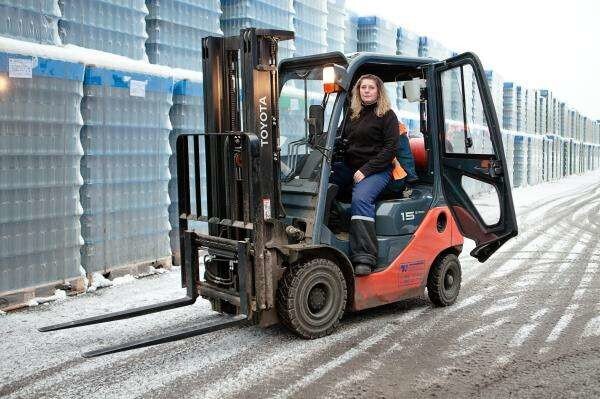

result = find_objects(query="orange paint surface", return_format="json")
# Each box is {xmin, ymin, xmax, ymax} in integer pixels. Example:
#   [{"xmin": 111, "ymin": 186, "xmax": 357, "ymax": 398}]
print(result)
[{"xmin": 352, "ymin": 207, "xmax": 464, "ymax": 311}]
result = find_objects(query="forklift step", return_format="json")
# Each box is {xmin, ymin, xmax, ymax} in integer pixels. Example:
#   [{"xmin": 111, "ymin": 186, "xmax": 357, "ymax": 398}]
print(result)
[{"xmin": 82, "ymin": 314, "xmax": 248, "ymax": 358}]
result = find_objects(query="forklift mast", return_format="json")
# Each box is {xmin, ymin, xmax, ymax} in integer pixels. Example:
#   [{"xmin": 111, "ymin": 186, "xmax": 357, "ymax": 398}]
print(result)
[{"xmin": 177, "ymin": 28, "xmax": 294, "ymax": 320}]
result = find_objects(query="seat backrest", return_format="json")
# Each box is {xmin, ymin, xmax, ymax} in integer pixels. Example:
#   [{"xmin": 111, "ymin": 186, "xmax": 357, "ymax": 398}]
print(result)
[{"xmin": 409, "ymin": 137, "xmax": 427, "ymax": 170}]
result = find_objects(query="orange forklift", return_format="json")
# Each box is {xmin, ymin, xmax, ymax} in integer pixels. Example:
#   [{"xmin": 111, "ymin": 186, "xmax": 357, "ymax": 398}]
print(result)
[{"xmin": 41, "ymin": 29, "xmax": 518, "ymax": 357}]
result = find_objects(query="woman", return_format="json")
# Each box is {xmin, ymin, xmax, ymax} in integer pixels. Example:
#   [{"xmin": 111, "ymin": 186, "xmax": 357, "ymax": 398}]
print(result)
[{"xmin": 331, "ymin": 74, "xmax": 398, "ymax": 275}]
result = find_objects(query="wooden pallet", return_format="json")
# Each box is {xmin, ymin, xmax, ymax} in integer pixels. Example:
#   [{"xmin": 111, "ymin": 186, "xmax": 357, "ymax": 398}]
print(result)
[
  {"xmin": 0, "ymin": 257, "xmax": 172, "ymax": 313},
  {"xmin": 0, "ymin": 276, "xmax": 87, "ymax": 312},
  {"xmin": 98, "ymin": 256, "xmax": 172, "ymax": 280}
]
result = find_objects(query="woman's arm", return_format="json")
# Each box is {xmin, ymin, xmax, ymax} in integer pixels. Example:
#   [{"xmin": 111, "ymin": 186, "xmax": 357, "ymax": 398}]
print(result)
[{"xmin": 358, "ymin": 111, "xmax": 399, "ymax": 177}]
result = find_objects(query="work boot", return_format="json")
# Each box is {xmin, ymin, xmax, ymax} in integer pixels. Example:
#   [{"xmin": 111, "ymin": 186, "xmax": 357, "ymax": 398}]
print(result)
[
  {"xmin": 349, "ymin": 218, "xmax": 378, "ymax": 269},
  {"xmin": 354, "ymin": 263, "xmax": 371, "ymax": 276}
]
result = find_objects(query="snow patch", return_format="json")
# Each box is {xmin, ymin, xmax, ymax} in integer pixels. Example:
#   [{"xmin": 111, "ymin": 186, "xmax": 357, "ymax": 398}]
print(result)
[
  {"xmin": 112, "ymin": 274, "xmax": 136, "ymax": 286},
  {"xmin": 0, "ymin": 310, "xmax": 6, "ymax": 316},
  {"xmin": 26, "ymin": 289, "xmax": 68, "ymax": 307},
  {"xmin": 482, "ymin": 296, "xmax": 519, "ymax": 316},
  {"xmin": 546, "ymin": 313, "xmax": 575, "ymax": 342},
  {"xmin": 583, "ymin": 316, "xmax": 600, "ymax": 337},
  {"xmin": 458, "ymin": 317, "xmax": 510, "ymax": 341},
  {"xmin": 87, "ymin": 272, "xmax": 113, "ymax": 292},
  {"xmin": 509, "ymin": 323, "xmax": 538, "ymax": 347},
  {"xmin": 0, "ymin": 37, "xmax": 202, "ymax": 81},
  {"xmin": 531, "ymin": 308, "xmax": 548, "ymax": 320},
  {"xmin": 453, "ymin": 294, "xmax": 484, "ymax": 311}
]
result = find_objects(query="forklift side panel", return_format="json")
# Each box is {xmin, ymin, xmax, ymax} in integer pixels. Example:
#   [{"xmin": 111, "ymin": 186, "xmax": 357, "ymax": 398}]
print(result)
[{"xmin": 353, "ymin": 207, "xmax": 463, "ymax": 311}]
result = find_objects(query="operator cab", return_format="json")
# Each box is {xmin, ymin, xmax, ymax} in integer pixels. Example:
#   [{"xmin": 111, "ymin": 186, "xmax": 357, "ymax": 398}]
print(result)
[{"xmin": 278, "ymin": 51, "xmax": 517, "ymax": 265}]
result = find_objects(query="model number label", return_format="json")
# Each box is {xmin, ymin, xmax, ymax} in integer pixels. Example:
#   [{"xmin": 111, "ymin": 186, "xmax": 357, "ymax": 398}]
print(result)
[{"xmin": 400, "ymin": 210, "xmax": 425, "ymax": 221}]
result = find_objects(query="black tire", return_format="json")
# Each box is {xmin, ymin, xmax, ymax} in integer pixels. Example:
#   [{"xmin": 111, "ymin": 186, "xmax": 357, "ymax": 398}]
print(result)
[
  {"xmin": 277, "ymin": 258, "xmax": 347, "ymax": 339},
  {"xmin": 427, "ymin": 253, "xmax": 461, "ymax": 307}
]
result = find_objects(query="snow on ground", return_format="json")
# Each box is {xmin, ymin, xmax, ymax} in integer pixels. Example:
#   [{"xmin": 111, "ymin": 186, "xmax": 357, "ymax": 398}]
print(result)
[{"xmin": 0, "ymin": 169, "xmax": 599, "ymax": 397}]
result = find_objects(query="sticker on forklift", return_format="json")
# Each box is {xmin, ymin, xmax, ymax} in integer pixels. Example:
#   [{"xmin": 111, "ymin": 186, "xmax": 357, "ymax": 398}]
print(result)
[
  {"xmin": 398, "ymin": 260, "xmax": 426, "ymax": 288},
  {"xmin": 8, "ymin": 58, "xmax": 33, "ymax": 79},
  {"xmin": 263, "ymin": 197, "xmax": 271, "ymax": 220},
  {"xmin": 130, "ymin": 80, "xmax": 147, "ymax": 97}
]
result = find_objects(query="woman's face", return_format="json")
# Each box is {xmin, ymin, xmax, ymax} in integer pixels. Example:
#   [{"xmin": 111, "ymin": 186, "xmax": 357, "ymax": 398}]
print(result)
[{"xmin": 359, "ymin": 78, "xmax": 378, "ymax": 104}]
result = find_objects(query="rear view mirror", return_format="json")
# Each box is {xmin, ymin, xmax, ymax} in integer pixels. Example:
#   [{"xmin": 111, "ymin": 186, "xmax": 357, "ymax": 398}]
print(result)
[
  {"xmin": 307, "ymin": 104, "xmax": 324, "ymax": 143},
  {"xmin": 404, "ymin": 78, "xmax": 426, "ymax": 102}
]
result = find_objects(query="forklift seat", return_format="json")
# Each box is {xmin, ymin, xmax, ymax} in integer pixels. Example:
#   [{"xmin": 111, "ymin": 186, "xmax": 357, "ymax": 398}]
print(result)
[{"xmin": 409, "ymin": 136, "xmax": 427, "ymax": 170}]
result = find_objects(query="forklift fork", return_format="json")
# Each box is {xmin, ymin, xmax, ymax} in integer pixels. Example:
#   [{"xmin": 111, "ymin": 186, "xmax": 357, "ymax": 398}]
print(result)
[{"xmin": 39, "ymin": 231, "xmax": 250, "ymax": 358}]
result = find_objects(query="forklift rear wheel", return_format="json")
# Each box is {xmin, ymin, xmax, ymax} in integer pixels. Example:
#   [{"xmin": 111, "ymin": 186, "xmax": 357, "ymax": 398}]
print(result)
[
  {"xmin": 427, "ymin": 253, "xmax": 461, "ymax": 306},
  {"xmin": 277, "ymin": 258, "xmax": 347, "ymax": 339}
]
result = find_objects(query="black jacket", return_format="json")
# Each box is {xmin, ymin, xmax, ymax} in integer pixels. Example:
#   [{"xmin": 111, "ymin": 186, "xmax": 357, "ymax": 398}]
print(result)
[{"xmin": 343, "ymin": 103, "xmax": 398, "ymax": 176}]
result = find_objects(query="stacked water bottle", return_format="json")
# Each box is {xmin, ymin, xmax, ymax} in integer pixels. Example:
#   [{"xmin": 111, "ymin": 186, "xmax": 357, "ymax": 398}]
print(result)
[
  {"xmin": 58, "ymin": 0, "xmax": 149, "ymax": 60},
  {"xmin": 326, "ymin": 0, "xmax": 346, "ymax": 53},
  {"xmin": 357, "ymin": 16, "xmax": 396, "ymax": 54},
  {"xmin": 526, "ymin": 134, "xmax": 543, "ymax": 185},
  {"xmin": 515, "ymin": 86, "xmax": 526, "ymax": 132},
  {"xmin": 79, "ymin": 67, "xmax": 173, "ymax": 273},
  {"xmin": 502, "ymin": 82, "xmax": 517, "ymax": 131},
  {"xmin": 220, "ymin": 0, "xmax": 295, "ymax": 60},
  {"xmin": 512, "ymin": 134, "xmax": 528, "ymax": 187},
  {"xmin": 395, "ymin": 27, "xmax": 419, "ymax": 112},
  {"xmin": 344, "ymin": 11, "xmax": 358, "ymax": 53},
  {"xmin": 168, "ymin": 79, "xmax": 204, "ymax": 264},
  {"xmin": 485, "ymin": 70, "xmax": 504, "ymax": 127},
  {"xmin": 0, "ymin": 52, "xmax": 84, "ymax": 292},
  {"xmin": 146, "ymin": 0, "xmax": 223, "ymax": 71},
  {"xmin": 293, "ymin": 0, "xmax": 328, "ymax": 56},
  {"xmin": 418, "ymin": 36, "xmax": 452, "ymax": 59},
  {"xmin": 0, "ymin": 0, "xmax": 61, "ymax": 45}
]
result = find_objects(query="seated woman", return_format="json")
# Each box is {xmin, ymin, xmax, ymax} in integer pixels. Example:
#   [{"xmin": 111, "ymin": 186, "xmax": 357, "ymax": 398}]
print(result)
[{"xmin": 330, "ymin": 74, "xmax": 398, "ymax": 275}]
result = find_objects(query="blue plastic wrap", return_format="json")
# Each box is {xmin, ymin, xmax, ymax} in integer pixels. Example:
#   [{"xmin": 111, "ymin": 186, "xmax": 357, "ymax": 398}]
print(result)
[
  {"xmin": 80, "ymin": 67, "xmax": 173, "ymax": 272},
  {"xmin": 0, "ymin": 52, "xmax": 84, "ymax": 292}
]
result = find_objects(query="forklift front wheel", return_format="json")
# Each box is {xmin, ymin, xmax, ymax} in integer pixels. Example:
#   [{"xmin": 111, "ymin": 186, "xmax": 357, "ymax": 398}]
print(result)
[
  {"xmin": 277, "ymin": 258, "xmax": 347, "ymax": 339},
  {"xmin": 427, "ymin": 253, "xmax": 462, "ymax": 306}
]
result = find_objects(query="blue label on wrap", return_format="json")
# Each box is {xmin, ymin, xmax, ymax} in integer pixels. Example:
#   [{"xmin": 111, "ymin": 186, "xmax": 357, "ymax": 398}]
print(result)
[
  {"xmin": 173, "ymin": 79, "xmax": 202, "ymax": 97},
  {"xmin": 0, "ymin": 52, "xmax": 85, "ymax": 81},
  {"xmin": 84, "ymin": 67, "xmax": 174, "ymax": 94}
]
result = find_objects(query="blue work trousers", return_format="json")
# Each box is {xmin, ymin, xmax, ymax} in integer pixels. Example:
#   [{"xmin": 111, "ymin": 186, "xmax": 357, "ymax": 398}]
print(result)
[{"xmin": 330, "ymin": 162, "xmax": 391, "ymax": 220}]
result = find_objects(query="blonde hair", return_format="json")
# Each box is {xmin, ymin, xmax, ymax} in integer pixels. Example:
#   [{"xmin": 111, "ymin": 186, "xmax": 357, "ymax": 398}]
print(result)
[{"xmin": 350, "ymin": 74, "xmax": 392, "ymax": 120}]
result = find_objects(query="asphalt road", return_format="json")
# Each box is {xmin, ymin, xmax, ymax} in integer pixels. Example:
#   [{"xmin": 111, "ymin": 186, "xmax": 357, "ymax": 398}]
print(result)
[{"xmin": 1, "ymin": 173, "xmax": 599, "ymax": 399}]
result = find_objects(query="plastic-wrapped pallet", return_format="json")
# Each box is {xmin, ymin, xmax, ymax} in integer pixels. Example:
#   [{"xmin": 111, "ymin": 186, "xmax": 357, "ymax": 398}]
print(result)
[
  {"xmin": 293, "ymin": 0, "xmax": 327, "ymax": 56},
  {"xmin": 512, "ymin": 134, "xmax": 528, "ymax": 187},
  {"xmin": 220, "ymin": 0, "xmax": 295, "ymax": 60},
  {"xmin": 396, "ymin": 27, "xmax": 419, "ymax": 56},
  {"xmin": 539, "ymin": 89, "xmax": 554, "ymax": 134},
  {"xmin": 395, "ymin": 26, "xmax": 419, "ymax": 112},
  {"xmin": 0, "ymin": 0, "xmax": 61, "ymax": 45},
  {"xmin": 58, "ymin": 0, "xmax": 149, "ymax": 60},
  {"xmin": 535, "ymin": 92, "xmax": 546, "ymax": 135},
  {"xmin": 418, "ymin": 36, "xmax": 452, "ymax": 59},
  {"xmin": 326, "ymin": 0, "xmax": 345, "ymax": 53},
  {"xmin": 502, "ymin": 82, "xmax": 517, "ymax": 131},
  {"xmin": 515, "ymin": 85, "xmax": 526, "ymax": 132},
  {"xmin": 485, "ymin": 70, "xmax": 503, "ymax": 127},
  {"xmin": 0, "ymin": 52, "xmax": 84, "ymax": 293},
  {"xmin": 357, "ymin": 16, "xmax": 396, "ymax": 54},
  {"xmin": 80, "ymin": 67, "xmax": 173, "ymax": 273},
  {"xmin": 344, "ymin": 11, "xmax": 358, "ymax": 53},
  {"xmin": 525, "ymin": 88, "xmax": 536, "ymax": 134},
  {"xmin": 528, "ymin": 134, "xmax": 543, "ymax": 185},
  {"xmin": 168, "ymin": 79, "xmax": 205, "ymax": 265},
  {"xmin": 502, "ymin": 131, "xmax": 515, "ymax": 185},
  {"xmin": 146, "ymin": 0, "xmax": 223, "ymax": 71}
]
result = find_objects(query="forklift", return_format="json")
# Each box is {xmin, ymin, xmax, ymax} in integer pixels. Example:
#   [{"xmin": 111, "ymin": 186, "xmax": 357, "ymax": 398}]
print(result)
[{"xmin": 40, "ymin": 29, "xmax": 518, "ymax": 357}]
